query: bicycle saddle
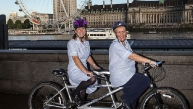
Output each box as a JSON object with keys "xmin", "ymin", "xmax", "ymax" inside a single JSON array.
[
  {"xmin": 52, "ymin": 68, "xmax": 67, "ymax": 77},
  {"xmin": 93, "ymin": 69, "xmax": 110, "ymax": 75}
]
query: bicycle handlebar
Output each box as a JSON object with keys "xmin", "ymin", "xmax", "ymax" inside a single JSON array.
[
  {"xmin": 87, "ymin": 69, "xmax": 108, "ymax": 81},
  {"xmin": 88, "ymin": 61, "xmax": 163, "ymax": 80},
  {"xmin": 144, "ymin": 61, "xmax": 163, "ymax": 72},
  {"xmin": 87, "ymin": 73, "xmax": 107, "ymax": 80}
]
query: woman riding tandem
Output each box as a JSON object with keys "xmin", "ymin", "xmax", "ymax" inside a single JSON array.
[
  {"xmin": 67, "ymin": 18, "xmax": 100, "ymax": 103},
  {"xmin": 109, "ymin": 21, "xmax": 157, "ymax": 109}
]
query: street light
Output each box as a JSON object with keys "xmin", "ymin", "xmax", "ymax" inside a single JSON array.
[
  {"xmin": 132, "ymin": 9, "xmax": 135, "ymax": 24},
  {"xmin": 190, "ymin": 6, "xmax": 193, "ymax": 27}
]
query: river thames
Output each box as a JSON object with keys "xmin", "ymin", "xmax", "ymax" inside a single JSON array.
[{"xmin": 8, "ymin": 31, "xmax": 193, "ymax": 40}]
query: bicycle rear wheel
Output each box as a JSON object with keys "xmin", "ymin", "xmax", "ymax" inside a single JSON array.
[
  {"xmin": 28, "ymin": 81, "xmax": 67, "ymax": 109},
  {"xmin": 139, "ymin": 87, "xmax": 189, "ymax": 109}
]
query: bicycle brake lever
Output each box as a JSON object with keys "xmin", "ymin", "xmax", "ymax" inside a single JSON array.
[{"xmin": 156, "ymin": 61, "xmax": 162, "ymax": 66}]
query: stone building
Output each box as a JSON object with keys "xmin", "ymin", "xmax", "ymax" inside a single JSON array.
[
  {"xmin": 9, "ymin": 11, "xmax": 28, "ymax": 23},
  {"xmin": 81, "ymin": 0, "xmax": 193, "ymax": 28},
  {"xmin": 53, "ymin": 0, "xmax": 77, "ymax": 20},
  {"xmin": 9, "ymin": 12, "xmax": 18, "ymax": 19}
]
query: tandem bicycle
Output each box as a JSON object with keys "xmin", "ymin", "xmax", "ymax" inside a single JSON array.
[{"xmin": 28, "ymin": 61, "xmax": 189, "ymax": 109}]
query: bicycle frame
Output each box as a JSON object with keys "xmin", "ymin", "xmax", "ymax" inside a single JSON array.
[{"xmin": 44, "ymin": 72, "xmax": 124, "ymax": 109}]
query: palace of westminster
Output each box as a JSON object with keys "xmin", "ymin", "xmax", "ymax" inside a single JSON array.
[{"xmin": 10, "ymin": 0, "xmax": 193, "ymax": 28}]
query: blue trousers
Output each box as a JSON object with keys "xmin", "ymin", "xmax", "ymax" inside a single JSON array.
[{"xmin": 121, "ymin": 73, "xmax": 150, "ymax": 109}]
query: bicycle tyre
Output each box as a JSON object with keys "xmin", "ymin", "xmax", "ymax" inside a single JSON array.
[
  {"xmin": 139, "ymin": 87, "xmax": 189, "ymax": 109},
  {"xmin": 28, "ymin": 81, "xmax": 67, "ymax": 109}
]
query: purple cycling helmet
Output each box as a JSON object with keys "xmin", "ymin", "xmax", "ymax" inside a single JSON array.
[
  {"xmin": 113, "ymin": 21, "xmax": 127, "ymax": 31},
  {"xmin": 73, "ymin": 18, "xmax": 87, "ymax": 29}
]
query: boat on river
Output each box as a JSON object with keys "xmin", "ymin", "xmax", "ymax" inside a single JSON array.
[
  {"xmin": 87, "ymin": 28, "xmax": 130, "ymax": 39},
  {"xmin": 143, "ymin": 29, "xmax": 157, "ymax": 34}
]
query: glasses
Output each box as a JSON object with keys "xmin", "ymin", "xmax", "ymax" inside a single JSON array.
[{"xmin": 115, "ymin": 31, "xmax": 127, "ymax": 34}]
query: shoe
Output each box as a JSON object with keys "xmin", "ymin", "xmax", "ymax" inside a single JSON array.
[
  {"xmin": 125, "ymin": 104, "xmax": 130, "ymax": 109},
  {"xmin": 67, "ymin": 101, "xmax": 77, "ymax": 109},
  {"xmin": 121, "ymin": 102, "xmax": 131, "ymax": 109},
  {"xmin": 71, "ymin": 94, "xmax": 83, "ymax": 105},
  {"xmin": 120, "ymin": 97, "xmax": 131, "ymax": 109}
]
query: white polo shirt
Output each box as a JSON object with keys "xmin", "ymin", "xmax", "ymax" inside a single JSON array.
[
  {"xmin": 109, "ymin": 38, "xmax": 136, "ymax": 87},
  {"xmin": 67, "ymin": 38, "xmax": 97, "ymax": 94},
  {"xmin": 67, "ymin": 38, "xmax": 90, "ymax": 79},
  {"xmin": 67, "ymin": 38, "xmax": 98, "ymax": 94}
]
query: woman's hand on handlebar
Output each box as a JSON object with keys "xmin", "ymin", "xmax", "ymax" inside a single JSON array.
[{"xmin": 86, "ymin": 71, "xmax": 94, "ymax": 77}]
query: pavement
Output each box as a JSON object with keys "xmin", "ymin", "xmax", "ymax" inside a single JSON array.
[{"xmin": 0, "ymin": 92, "xmax": 28, "ymax": 109}]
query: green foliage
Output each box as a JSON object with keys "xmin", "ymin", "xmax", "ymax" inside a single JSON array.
[
  {"xmin": 7, "ymin": 19, "xmax": 32, "ymax": 29},
  {"xmin": 17, "ymin": 24, "xmax": 23, "ymax": 29},
  {"xmin": 7, "ymin": 19, "xmax": 15, "ymax": 29},
  {"xmin": 15, "ymin": 20, "xmax": 22, "ymax": 26},
  {"xmin": 159, "ymin": 0, "xmax": 164, "ymax": 4},
  {"xmin": 23, "ymin": 19, "xmax": 32, "ymax": 29},
  {"xmin": 14, "ymin": 20, "xmax": 22, "ymax": 29}
]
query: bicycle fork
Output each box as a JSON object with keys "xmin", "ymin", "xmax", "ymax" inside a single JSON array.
[{"xmin": 153, "ymin": 91, "xmax": 164, "ymax": 109}]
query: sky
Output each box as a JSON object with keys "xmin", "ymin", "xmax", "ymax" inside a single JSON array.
[{"xmin": 0, "ymin": 0, "xmax": 156, "ymax": 21}]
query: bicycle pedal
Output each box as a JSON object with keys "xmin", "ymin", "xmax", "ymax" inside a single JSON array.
[{"xmin": 67, "ymin": 102, "xmax": 77, "ymax": 109}]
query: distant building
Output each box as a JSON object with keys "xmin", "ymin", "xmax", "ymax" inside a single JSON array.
[
  {"xmin": 9, "ymin": 12, "xmax": 28, "ymax": 23},
  {"xmin": 81, "ymin": 0, "xmax": 193, "ymax": 28},
  {"xmin": 53, "ymin": 0, "xmax": 77, "ymax": 20},
  {"xmin": 9, "ymin": 11, "xmax": 53, "ymax": 25},
  {"xmin": 31, "ymin": 12, "xmax": 53, "ymax": 25},
  {"xmin": 9, "ymin": 12, "xmax": 18, "ymax": 19},
  {"xmin": 81, "ymin": 0, "xmax": 129, "ymax": 28}
]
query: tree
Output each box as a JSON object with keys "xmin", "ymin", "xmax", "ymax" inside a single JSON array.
[
  {"xmin": 23, "ymin": 19, "xmax": 32, "ymax": 29},
  {"xmin": 15, "ymin": 20, "xmax": 22, "ymax": 29},
  {"xmin": 7, "ymin": 19, "xmax": 15, "ymax": 29},
  {"xmin": 17, "ymin": 24, "xmax": 23, "ymax": 29},
  {"xmin": 159, "ymin": 0, "xmax": 164, "ymax": 4}
]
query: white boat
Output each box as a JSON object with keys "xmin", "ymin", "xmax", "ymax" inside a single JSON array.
[
  {"xmin": 87, "ymin": 28, "xmax": 130, "ymax": 39},
  {"xmin": 143, "ymin": 29, "xmax": 157, "ymax": 34}
]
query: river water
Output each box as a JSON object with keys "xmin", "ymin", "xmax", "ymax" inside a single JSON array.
[
  {"xmin": 8, "ymin": 34, "xmax": 72, "ymax": 40},
  {"xmin": 8, "ymin": 31, "xmax": 193, "ymax": 40}
]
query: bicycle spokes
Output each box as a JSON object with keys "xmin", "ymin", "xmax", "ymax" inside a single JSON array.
[{"xmin": 140, "ymin": 88, "xmax": 188, "ymax": 109}]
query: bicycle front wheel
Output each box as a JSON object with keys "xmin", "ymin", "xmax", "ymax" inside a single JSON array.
[
  {"xmin": 139, "ymin": 87, "xmax": 189, "ymax": 109},
  {"xmin": 28, "ymin": 81, "xmax": 67, "ymax": 109}
]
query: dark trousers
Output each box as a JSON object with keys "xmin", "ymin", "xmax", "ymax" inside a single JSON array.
[{"xmin": 121, "ymin": 73, "xmax": 150, "ymax": 109}]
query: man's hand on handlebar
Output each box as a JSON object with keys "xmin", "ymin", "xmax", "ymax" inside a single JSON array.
[
  {"xmin": 146, "ymin": 61, "xmax": 163, "ymax": 68},
  {"xmin": 92, "ymin": 64, "xmax": 101, "ymax": 70},
  {"xmin": 149, "ymin": 60, "xmax": 157, "ymax": 68},
  {"xmin": 94, "ymin": 66, "xmax": 101, "ymax": 70}
]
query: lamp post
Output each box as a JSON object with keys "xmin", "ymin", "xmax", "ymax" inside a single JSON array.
[
  {"xmin": 190, "ymin": 6, "xmax": 193, "ymax": 28},
  {"xmin": 132, "ymin": 9, "xmax": 136, "ymax": 25}
]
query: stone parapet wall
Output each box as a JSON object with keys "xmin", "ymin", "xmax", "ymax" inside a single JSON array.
[
  {"xmin": 0, "ymin": 50, "xmax": 193, "ymax": 106},
  {"xmin": 130, "ymin": 31, "xmax": 193, "ymax": 39}
]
